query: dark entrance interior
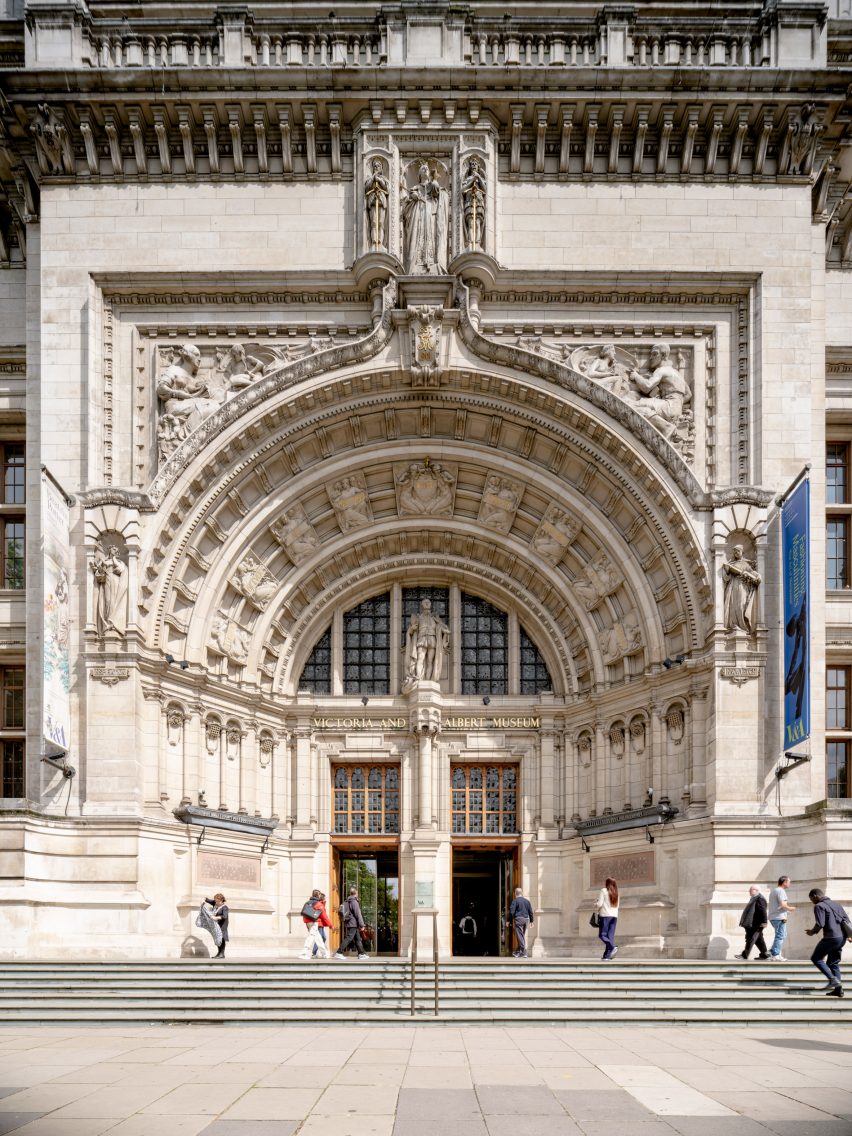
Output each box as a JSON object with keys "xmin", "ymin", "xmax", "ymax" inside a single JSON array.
[
  {"xmin": 452, "ymin": 847, "xmax": 516, "ymax": 957},
  {"xmin": 334, "ymin": 849, "xmax": 399, "ymax": 955}
]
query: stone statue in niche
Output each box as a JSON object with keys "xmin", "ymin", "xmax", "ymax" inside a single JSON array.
[
  {"xmin": 329, "ymin": 474, "xmax": 373, "ymax": 532},
  {"xmin": 270, "ymin": 503, "xmax": 321, "ymax": 564},
  {"xmin": 462, "ymin": 155, "xmax": 486, "ymax": 249},
  {"xmin": 231, "ymin": 554, "xmax": 279, "ymax": 611},
  {"xmin": 531, "ymin": 506, "xmax": 581, "ymax": 565},
  {"xmin": 574, "ymin": 554, "xmax": 620, "ymax": 610},
  {"xmin": 397, "ymin": 458, "xmax": 455, "ymax": 516},
  {"xmin": 91, "ymin": 541, "xmax": 128, "ymax": 637},
  {"xmin": 599, "ymin": 616, "xmax": 642, "ymax": 664},
  {"xmin": 401, "ymin": 598, "xmax": 450, "ymax": 692},
  {"xmin": 623, "ymin": 343, "xmax": 691, "ymax": 440},
  {"xmin": 478, "ymin": 473, "xmax": 522, "ymax": 533},
  {"xmin": 209, "ymin": 611, "xmax": 250, "ymax": 664},
  {"xmin": 722, "ymin": 544, "xmax": 761, "ymax": 635},
  {"xmin": 156, "ymin": 343, "xmax": 225, "ymax": 460},
  {"xmin": 400, "ymin": 161, "xmax": 450, "ymax": 275},
  {"xmin": 365, "ymin": 157, "xmax": 390, "ymax": 250}
]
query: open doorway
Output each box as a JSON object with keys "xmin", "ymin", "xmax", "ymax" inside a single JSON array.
[
  {"xmin": 333, "ymin": 848, "xmax": 400, "ymax": 956},
  {"xmin": 451, "ymin": 847, "xmax": 517, "ymax": 957}
]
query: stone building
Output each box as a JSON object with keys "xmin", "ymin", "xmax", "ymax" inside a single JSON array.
[{"xmin": 0, "ymin": 0, "xmax": 850, "ymax": 959}]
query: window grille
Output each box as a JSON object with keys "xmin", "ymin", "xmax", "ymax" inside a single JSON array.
[
  {"xmin": 343, "ymin": 593, "xmax": 390, "ymax": 694},
  {"xmin": 520, "ymin": 626, "xmax": 551, "ymax": 694},
  {"xmin": 461, "ymin": 593, "xmax": 507, "ymax": 694},
  {"xmin": 0, "ymin": 666, "xmax": 24, "ymax": 797},
  {"xmin": 333, "ymin": 765, "xmax": 400, "ymax": 834},
  {"xmin": 299, "ymin": 626, "xmax": 331, "ymax": 693},
  {"xmin": 451, "ymin": 764, "xmax": 517, "ymax": 834},
  {"xmin": 1, "ymin": 444, "xmax": 25, "ymax": 590}
]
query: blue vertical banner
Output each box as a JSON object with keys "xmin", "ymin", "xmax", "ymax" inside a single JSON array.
[{"xmin": 782, "ymin": 477, "xmax": 810, "ymax": 748}]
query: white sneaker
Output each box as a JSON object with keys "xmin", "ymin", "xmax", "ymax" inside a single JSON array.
[
  {"xmin": 357, "ymin": 954, "xmax": 369, "ymax": 960},
  {"xmin": 770, "ymin": 954, "xmax": 786, "ymax": 961},
  {"xmin": 611, "ymin": 946, "xmax": 618, "ymax": 958},
  {"xmin": 298, "ymin": 953, "xmax": 310, "ymax": 959}
]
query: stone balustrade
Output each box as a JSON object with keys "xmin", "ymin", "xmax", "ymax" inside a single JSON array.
[{"xmin": 21, "ymin": 2, "xmax": 831, "ymax": 71}]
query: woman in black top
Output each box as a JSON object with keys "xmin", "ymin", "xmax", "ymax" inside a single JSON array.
[{"xmin": 207, "ymin": 892, "xmax": 229, "ymax": 959}]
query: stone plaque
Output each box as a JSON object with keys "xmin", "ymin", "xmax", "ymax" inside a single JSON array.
[
  {"xmin": 197, "ymin": 851, "xmax": 260, "ymax": 888},
  {"xmin": 590, "ymin": 851, "xmax": 655, "ymax": 888}
]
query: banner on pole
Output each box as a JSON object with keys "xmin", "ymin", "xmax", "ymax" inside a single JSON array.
[
  {"xmin": 42, "ymin": 470, "xmax": 71, "ymax": 751},
  {"xmin": 782, "ymin": 477, "xmax": 810, "ymax": 748}
]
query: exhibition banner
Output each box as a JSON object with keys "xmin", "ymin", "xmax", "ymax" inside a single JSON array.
[
  {"xmin": 782, "ymin": 477, "xmax": 810, "ymax": 748},
  {"xmin": 42, "ymin": 470, "xmax": 71, "ymax": 751}
]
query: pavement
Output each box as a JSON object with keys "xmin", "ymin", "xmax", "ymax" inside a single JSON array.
[{"xmin": 0, "ymin": 1024, "xmax": 851, "ymax": 1136}]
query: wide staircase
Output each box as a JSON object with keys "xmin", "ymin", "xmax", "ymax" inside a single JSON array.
[{"xmin": 0, "ymin": 959, "xmax": 848, "ymax": 1026}]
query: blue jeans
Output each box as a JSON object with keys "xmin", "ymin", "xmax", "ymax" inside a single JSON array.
[
  {"xmin": 811, "ymin": 936, "xmax": 843, "ymax": 985},
  {"xmin": 769, "ymin": 918, "xmax": 787, "ymax": 957},
  {"xmin": 598, "ymin": 916, "xmax": 617, "ymax": 959}
]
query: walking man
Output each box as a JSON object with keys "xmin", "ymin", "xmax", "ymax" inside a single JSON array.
[
  {"xmin": 805, "ymin": 888, "xmax": 849, "ymax": 998},
  {"xmin": 735, "ymin": 886, "xmax": 769, "ymax": 960},
  {"xmin": 768, "ymin": 875, "xmax": 796, "ymax": 960},
  {"xmin": 335, "ymin": 885, "xmax": 368, "ymax": 960},
  {"xmin": 509, "ymin": 886, "xmax": 534, "ymax": 959}
]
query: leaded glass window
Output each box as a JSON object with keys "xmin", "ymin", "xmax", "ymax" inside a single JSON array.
[
  {"xmin": 461, "ymin": 593, "xmax": 507, "ymax": 694},
  {"xmin": 451, "ymin": 765, "xmax": 518, "ymax": 834},
  {"xmin": 344, "ymin": 593, "xmax": 390, "ymax": 694},
  {"xmin": 299, "ymin": 626, "xmax": 331, "ymax": 693},
  {"xmin": 333, "ymin": 765, "xmax": 400, "ymax": 833},
  {"xmin": 520, "ymin": 627, "xmax": 552, "ymax": 694}
]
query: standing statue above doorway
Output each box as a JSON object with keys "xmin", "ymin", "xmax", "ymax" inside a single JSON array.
[{"xmin": 402, "ymin": 598, "xmax": 450, "ymax": 692}]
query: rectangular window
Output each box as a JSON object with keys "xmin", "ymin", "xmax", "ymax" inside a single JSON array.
[
  {"xmin": 0, "ymin": 666, "xmax": 25, "ymax": 798},
  {"xmin": 0, "ymin": 443, "xmax": 24, "ymax": 591},
  {"xmin": 333, "ymin": 765, "xmax": 399, "ymax": 834},
  {"xmin": 343, "ymin": 593, "xmax": 390, "ymax": 694},
  {"xmin": 451, "ymin": 765, "xmax": 518, "ymax": 835},
  {"xmin": 827, "ymin": 443, "xmax": 849, "ymax": 505},
  {"xmin": 827, "ymin": 665, "xmax": 851, "ymax": 800},
  {"xmin": 827, "ymin": 517, "xmax": 849, "ymax": 590}
]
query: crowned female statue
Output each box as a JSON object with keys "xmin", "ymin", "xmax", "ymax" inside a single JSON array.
[{"xmin": 400, "ymin": 162, "xmax": 450, "ymax": 275}]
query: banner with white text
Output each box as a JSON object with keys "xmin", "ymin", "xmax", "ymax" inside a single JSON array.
[
  {"xmin": 782, "ymin": 477, "xmax": 810, "ymax": 748},
  {"xmin": 42, "ymin": 471, "xmax": 71, "ymax": 751}
]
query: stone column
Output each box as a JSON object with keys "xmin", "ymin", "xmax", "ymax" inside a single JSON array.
[{"xmin": 406, "ymin": 681, "xmax": 448, "ymax": 955}]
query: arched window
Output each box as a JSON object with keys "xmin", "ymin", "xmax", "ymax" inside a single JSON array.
[
  {"xmin": 344, "ymin": 592, "xmax": 390, "ymax": 694},
  {"xmin": 520, "ymin": 626, "xmax": 552, "ymax": 694},
  {"xmin": 461, "ymin": 593, "xmax": 507, "ymax": 694},
  {"xmin": 299, "ymin": 626, "xmax": 331, "ymax": 693}
]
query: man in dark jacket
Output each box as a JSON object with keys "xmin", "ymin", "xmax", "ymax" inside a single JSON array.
[
  {"xmin": 805, "ymin": 888, "xmax": 849, "ymax": 998},
  {"xmin": 735, "ymin": 886, "xmax": 769, "ymax": 960},
  {"xmin": 509, "ymin": 887, "xmax": 534, "ymax": 959},
  {"xmin": 335, "ymin": 886, "xmax": 368, "ymax": 960}
]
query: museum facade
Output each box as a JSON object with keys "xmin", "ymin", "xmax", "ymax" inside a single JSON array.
[{"xmin": 0, "ymin": 0, "xmax": 851, "ymax": 959}]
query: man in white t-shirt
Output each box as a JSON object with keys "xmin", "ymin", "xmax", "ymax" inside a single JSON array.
[{"xmin": 768, "ymin": 875, "xmax": 796, "ymax": 960}]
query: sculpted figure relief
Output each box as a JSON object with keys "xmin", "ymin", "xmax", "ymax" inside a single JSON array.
[
  {"xmin": 722, "ymin": 544, "xmax": 761, "ymax": 635},
  {"xmin": 531, "ymin": 506, "xmax": 581, "ymax": 565},
  {"xmin": 209, "ymin": 612, "xmax": 249, "ymax": 664},
  {"xmin": 91, "ymin": 542, "xmax": 128, "ymax": 637},
  {"xmin": 157, "ymin": 343, "xmax": 225, "ymax": 460},
  {"xmin": 215, "ymin": 343, "xmax": 263, "ymax": 391},
  {"xmin": 462, "ymin": 156, "xmax": 486, "ymax": 248},
  {"xmin": 574, "ymin": 554, "xmax": 620, "ymax": 610},
  {"xmin": 576, "ymin": 343, "xmax": 632, "ymax": 395},
  {"xmin": 397, "ymin": 458, "xmax": 455, "ymax": 516},
  {"xmin": 401, "ymin": 598, "xmax": 450, "ymax": 692},
  {"xmin": 231, "ymin": 554, "xmax": 279, "ymax": 611},
  {"xmin": 329, "ymin": 474, "xmax": 373, "ymax": 532},
  {"xmin": 478, "ymin": 474, "xmax": 522, "ymax": 534},
  {"xmin": 270, "ymin": 504, "xmax": 321, "ymax": 564},
  {"xmin": 400, "ymin": 161, "xmax": 450, "ymax": 275},
  {"xmin": 599, "ymin": 616, "xmax": 642, "ymax": 664},
  {"xmin": 623, "ymin": 342, "xmax": 691, "ymax": 439},
  {"xmin": 365, "ymin": 157, "xmax": 390, "ymax": 250}
]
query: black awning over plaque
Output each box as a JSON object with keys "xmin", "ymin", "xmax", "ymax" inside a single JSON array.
[
  {"xmin": 574, "ymin": 803, "xmax": 678, "ymax": 837},
  {"xmin": 173, "ymin": 804, "xmax": 279, "ymax": 838}
]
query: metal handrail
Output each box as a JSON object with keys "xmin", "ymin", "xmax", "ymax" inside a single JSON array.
[{"xmin": 410, "ymin": 908, "xmax": 439, "ymax": 1017}]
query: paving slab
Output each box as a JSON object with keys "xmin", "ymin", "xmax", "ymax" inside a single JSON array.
[
  {"xmin": 198, "ymin": 1123, "xmax": 299, "ymax": 1136},
  {"xmin": 219, "ymin": 1088, "xmax": 323, "ymax": 1121},
  {"xmin": 297, "ymin": 1117, "xmax": 394, "ymax": 1136},
  {"xmin": 475, "ymin": 1086, "xmax": 566, "ymax": 1116},
  {"xmin": 395, "ymin": 1088, "xmax": 481, "ymax": 1120},
  {"xmin": 483, "ymin": 1116, "xmax": 583, "ymax": 1136},
  {"xmin": 0, "ymin": 1117, "xmax": 46, "ymax": 1135}
]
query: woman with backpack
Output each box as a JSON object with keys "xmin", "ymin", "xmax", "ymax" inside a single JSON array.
[{"xmin": 299, "ymin": 888, "xmax": 330, "ymax": 958}]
